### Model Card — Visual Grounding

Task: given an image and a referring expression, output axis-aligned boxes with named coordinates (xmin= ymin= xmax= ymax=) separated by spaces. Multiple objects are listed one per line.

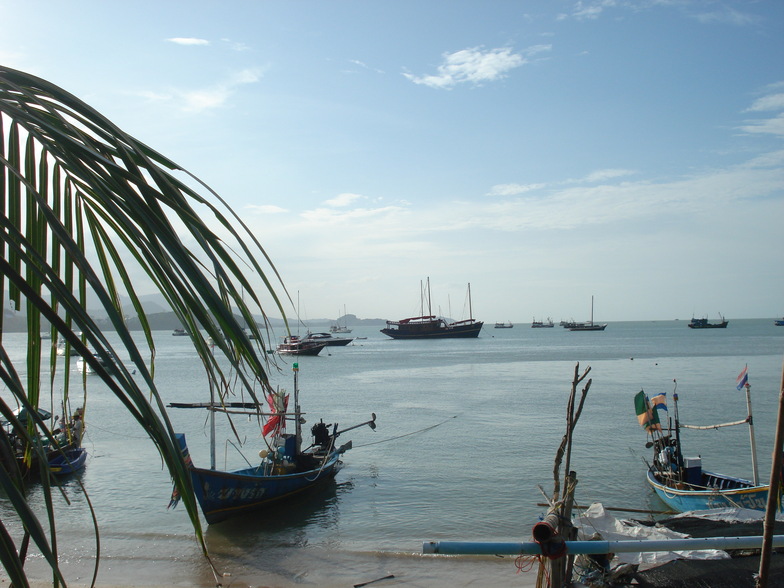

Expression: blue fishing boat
xmin=48 ymin=447 xmax=87 ymax=475
xmin=775 ymin=317 xmax=784 ymax=326
xmin=635 ymin=373 xmax=781 ymax=513
xmin=170 ymin=363 xmax=376 ymax=524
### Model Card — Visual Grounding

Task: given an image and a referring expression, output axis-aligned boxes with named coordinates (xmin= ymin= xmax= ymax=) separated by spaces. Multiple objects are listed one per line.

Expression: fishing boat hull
xmin=48 ymin=447 xmax=87 ymax=475
xmin=646 ymin=469 xmax=775 ymax=512
xmin=380 ymin=317 xmax=483 ymax=339
xmin=276 ymin=336 xmax=327 ymax=356
xmin=688 ymin=317 xmax=728 ymax=329
xmin=176 ymin=434 xmax=343 ymax=524
xmin=569 ymin=323 xmax=607 ymax=331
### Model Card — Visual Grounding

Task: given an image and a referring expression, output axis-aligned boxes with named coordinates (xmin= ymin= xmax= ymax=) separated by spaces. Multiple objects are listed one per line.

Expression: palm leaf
xmin=0 ymin=65 xmax=290 ymax=585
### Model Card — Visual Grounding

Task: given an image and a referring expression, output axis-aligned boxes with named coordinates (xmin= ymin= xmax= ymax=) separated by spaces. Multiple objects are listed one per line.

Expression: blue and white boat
xmin=635 ymin=378 xmax=781 ymax=513
xmin=170 ymin=363 xmax=376 ymax=524
xmin=48 ymin=447 xmax=87 ymax=475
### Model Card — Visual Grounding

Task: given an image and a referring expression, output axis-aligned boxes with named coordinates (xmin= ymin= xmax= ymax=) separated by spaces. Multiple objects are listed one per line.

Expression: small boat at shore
xmin=276 ymin=335 xmax=326 ymax=356
xmin=381 ymin=279 xmax=483 ymax=339
xmin=634 ymin=370 xmax=780 ymax=513
xmin=688 ymin=314 xmax=728 ymax=329
xmin=169 ymin=363 xmax=376 ymax=524
xmin=48 ymin=447 xmax=87 ymax=475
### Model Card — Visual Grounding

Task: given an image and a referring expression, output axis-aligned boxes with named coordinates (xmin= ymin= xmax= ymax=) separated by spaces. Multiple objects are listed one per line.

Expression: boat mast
xmin=293 ymin=362 xmax=302 ymax=456
xmin=209 ymin=384 xmax=216 ymax=470
xmin=590 ymin=295 xmax=594 ymax=326
xmin=468 ymin=283 xmax=473 ymax=321
xmin=426 ymin=277 xmax=432 ymax=316
xmin=742 ymin=371 xmax=760 ymax=485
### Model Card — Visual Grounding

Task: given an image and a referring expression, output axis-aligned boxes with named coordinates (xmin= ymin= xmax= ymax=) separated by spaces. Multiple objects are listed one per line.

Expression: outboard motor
xmin=311 ymin=419 xmax=333 ymax=449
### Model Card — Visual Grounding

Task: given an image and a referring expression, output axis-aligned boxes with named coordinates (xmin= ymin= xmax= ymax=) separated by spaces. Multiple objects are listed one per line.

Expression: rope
xmin=351 ymin=415 xmax=458 ymax=448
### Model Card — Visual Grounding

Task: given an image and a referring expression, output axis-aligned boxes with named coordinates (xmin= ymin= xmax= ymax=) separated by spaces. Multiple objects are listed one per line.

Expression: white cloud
xmin=166 ymin=37 xmax=210 ymax=46
xmin=140 ymin=67 xmax=263 ymax=113
xmin=745 ymin=93 xmax=784 ymax=112
xmin=486 ymin=183 xmax=546 ymax=197
xmin=582 ymin=168 xmax=636 ymax=183
xmin=324 ymin=193 xmax=366 ymax=207
xmin=738 ymin=113 xmax=784 ymax=137
xmin=403 ymin=46 xmax=532 ymax=89
xmin=738 ymin=86 xmax=784 ymax=136
xmin=693 ymin=7 xmax=758 ymax=26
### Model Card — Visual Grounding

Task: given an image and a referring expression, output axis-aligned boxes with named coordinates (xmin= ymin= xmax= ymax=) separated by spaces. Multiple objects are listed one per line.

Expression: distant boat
xmin=301 ymin=332 xmax=354 ymax=346
xmin=688 ymin=314 xmax=728 ymax=329
xmin=172 ymin=328 xmax=188 ymax=336
xmin=330 ymin=305 xmax=353 ymax=334
xmin=169 ymin=363 xmax=376 ymax=524
xmin=568 ymin=297 xmax=607 ymax=331
xmin=531 ymin=317 xmax=554 ymax=328
xmin=494 ymin=321 xmax=514 ymax=329
xmin=381 ymin=279 xmax=483 ymax=339
xmin=276 ymin=335 xmax=327 ymax=356
xmin=76 ymin=351 xmax=118 ymax=374
xmin=774 ymin=318 xmax=784 ymax=326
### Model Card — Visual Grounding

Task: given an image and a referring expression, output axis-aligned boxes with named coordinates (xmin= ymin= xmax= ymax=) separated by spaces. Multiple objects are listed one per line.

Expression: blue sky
xmin=2 ymin=1 xmax=783 ymax=322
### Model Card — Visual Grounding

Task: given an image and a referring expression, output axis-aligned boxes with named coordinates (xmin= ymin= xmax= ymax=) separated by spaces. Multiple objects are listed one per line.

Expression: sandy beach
xmin=5 ymin=549 xmax=542 ymax=587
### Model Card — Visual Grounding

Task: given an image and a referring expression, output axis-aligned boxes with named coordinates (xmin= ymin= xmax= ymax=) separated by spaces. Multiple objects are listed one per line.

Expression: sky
xmin=2 ymin=0 xmax=783 ymax=323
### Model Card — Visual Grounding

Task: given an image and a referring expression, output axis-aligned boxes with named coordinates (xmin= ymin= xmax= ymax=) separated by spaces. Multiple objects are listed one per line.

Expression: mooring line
xmin=352 ymin=414 xmax=458 ymax=448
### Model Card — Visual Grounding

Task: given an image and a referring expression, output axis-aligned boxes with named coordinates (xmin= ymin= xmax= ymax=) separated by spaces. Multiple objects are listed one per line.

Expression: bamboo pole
xmin=756 ymin=358 xmax=784 ymax=588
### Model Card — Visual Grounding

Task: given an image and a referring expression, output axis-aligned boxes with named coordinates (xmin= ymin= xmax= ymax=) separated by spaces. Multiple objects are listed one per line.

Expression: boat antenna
xmin=672 ymin=379 xmax=684 ymax=482
xmin=742 ymin=366 xmax=760 ymax=485
xmin=293 ymin=362 xmax=302 ymax=456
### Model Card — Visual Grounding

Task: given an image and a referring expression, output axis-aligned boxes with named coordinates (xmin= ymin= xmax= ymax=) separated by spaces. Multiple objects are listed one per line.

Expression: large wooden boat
xmin=381 ymin=279 xmax=483 ymax=340
xmin=170 ymin=364 xmax=376 ymax=524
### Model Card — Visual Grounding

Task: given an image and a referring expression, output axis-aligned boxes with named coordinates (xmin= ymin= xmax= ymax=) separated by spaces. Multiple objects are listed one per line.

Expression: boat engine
xmin=311 ymin=420 xmax=334 ymax=449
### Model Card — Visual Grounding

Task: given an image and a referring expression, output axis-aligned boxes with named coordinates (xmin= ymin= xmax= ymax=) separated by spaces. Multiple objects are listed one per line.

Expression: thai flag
xmin=736 ymin=365 xmax=749 ymax=390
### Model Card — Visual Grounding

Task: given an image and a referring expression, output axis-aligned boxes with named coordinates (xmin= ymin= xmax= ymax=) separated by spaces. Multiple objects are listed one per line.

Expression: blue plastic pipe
xmin=423 ymin=535 xmax=784 ymax=555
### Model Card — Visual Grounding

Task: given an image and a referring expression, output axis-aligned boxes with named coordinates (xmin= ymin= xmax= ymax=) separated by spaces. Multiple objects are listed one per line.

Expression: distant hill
xmin=2 ymin=307 xmax=386 ymax=333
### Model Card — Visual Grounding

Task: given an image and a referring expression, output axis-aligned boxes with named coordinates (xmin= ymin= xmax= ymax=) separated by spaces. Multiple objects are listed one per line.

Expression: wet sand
xmin=6 ymin=548 xmax=542 ymax=587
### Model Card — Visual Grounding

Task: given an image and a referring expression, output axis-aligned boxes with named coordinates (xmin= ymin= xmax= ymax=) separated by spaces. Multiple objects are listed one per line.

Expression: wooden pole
xmin=756 ymin=358 xmax=784 ymax=588
xmin=745 ymin=381 xmax=760 ymax=485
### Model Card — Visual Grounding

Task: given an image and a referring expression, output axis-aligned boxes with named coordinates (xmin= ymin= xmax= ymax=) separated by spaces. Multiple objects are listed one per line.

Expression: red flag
xmin=262 ymin=391 xmax=288 ymax=437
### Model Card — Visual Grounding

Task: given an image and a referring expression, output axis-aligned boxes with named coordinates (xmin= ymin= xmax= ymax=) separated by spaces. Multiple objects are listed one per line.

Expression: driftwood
xmin=537 ymin=363 xmax=592 ymax=588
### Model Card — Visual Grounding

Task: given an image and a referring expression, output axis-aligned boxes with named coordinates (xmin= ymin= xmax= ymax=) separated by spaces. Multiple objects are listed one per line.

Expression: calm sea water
xmin=2 ymin=319 xmax=784 ymax=586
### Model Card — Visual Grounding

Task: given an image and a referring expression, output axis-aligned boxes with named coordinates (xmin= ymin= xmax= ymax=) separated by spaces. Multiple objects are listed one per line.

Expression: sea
xmin=2 ymin=319 xmax=784 ymax=587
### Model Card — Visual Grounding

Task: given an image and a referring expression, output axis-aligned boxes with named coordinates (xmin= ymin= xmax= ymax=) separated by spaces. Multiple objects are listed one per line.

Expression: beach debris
xmin=354 ymin=573 xmax=395 ymax=587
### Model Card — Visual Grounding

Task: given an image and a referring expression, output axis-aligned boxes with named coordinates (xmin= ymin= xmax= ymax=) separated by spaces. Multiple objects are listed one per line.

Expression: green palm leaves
xmin=0 ymin=65 xmax=286 ymax=586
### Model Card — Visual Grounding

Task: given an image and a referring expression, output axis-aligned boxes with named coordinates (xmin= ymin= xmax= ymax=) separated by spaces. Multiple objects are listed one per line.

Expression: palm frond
xmin=0 ymin=65 xmax=289 ymax=585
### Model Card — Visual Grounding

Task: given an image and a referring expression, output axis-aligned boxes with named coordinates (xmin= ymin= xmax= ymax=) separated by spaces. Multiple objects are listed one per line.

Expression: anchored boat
xmin=381 ymin=279 xmax=483 ymax=339
xmin=634 ymin=370 xmax=780 ymax=513
xmin=169 ymin=363 xmax=376 ymax=524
